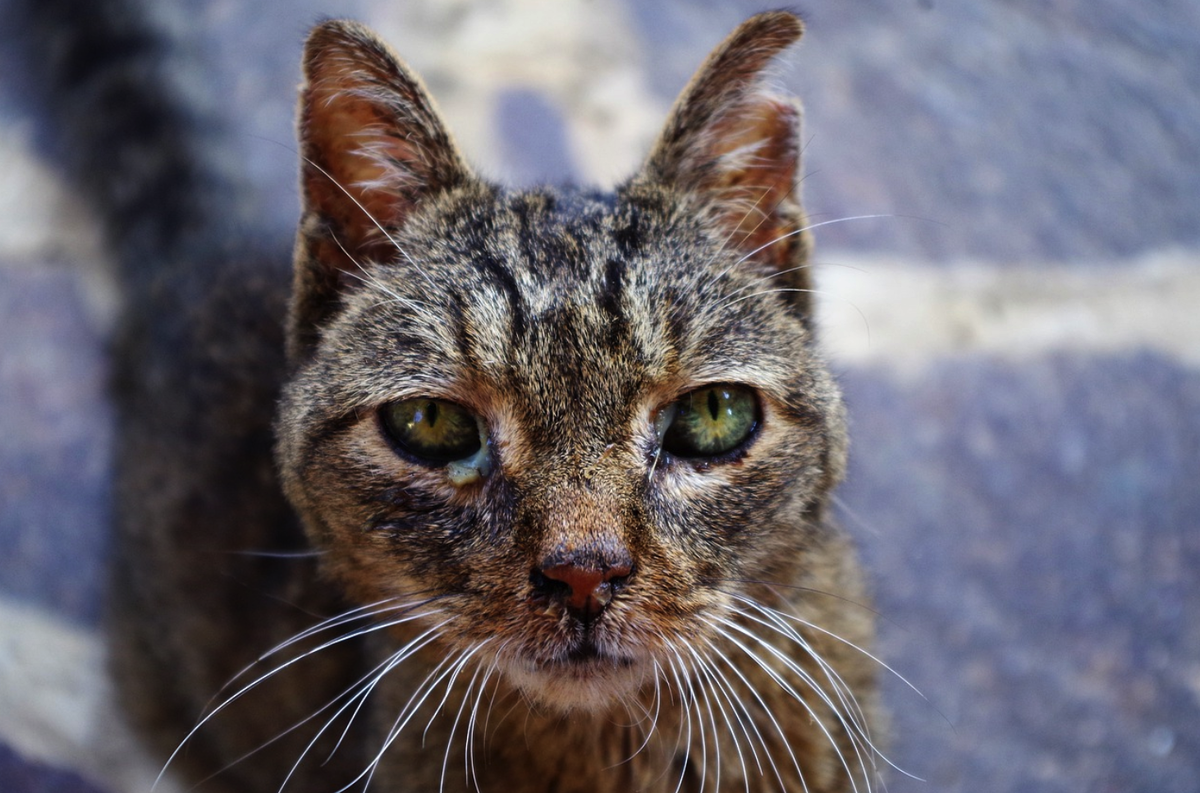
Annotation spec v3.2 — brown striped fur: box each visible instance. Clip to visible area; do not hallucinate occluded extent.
[111,11,880,793]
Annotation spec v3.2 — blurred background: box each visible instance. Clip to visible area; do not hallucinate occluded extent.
[1,0,1197,791]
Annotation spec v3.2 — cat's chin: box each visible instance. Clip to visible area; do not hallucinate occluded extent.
[504,654,647,713]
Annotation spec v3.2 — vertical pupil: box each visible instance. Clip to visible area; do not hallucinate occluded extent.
[707,389,720,421]
[425,401,439,428]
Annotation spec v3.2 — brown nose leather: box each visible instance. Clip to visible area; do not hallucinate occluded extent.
[537,560,632,621]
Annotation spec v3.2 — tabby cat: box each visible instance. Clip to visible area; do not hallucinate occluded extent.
[28,1,881,790]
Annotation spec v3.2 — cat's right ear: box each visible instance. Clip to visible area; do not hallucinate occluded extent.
[292,20,472,360]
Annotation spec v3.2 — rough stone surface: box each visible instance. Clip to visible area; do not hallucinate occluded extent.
[840,354,1200,791]
[629,0,1200,262]
[0,742,103,793]
[0,264,111,627]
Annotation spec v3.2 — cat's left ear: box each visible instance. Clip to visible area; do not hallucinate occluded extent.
[292,20,474,360]
[638,12,814,319]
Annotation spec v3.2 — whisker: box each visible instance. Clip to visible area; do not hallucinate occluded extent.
[275,622,452,792]
[465,657,500,793]
[710,260,851,306]
[628,658,666,764]
[438,646,490,793]
[730,593,926,707]
[348,647,478,793]
[725,607,877,781]
[734,214,912,268]
[697,208,885,308]
[698,639,773,789]
[479,641,515,749]
[686,643,748,791]
[300,155,434,290]
[683,649,721,792]
[706,616,867,793]
[328,233,441,327]
[699,623,813,793]
[732,604,872,730]
[157,606,445,789]
[700,636,799,793]
[716,286,871,338]
[258,595,441,666]
[729,597,929,781]
[716,579,882,620]
[185,616,449,793]
[214,597,400,699]
[664,653,695,793]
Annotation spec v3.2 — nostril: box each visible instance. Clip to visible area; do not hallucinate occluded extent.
[530,568,571,599]
[607,563,633,590]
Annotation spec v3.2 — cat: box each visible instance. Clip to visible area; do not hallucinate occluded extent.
[26,0,881,790]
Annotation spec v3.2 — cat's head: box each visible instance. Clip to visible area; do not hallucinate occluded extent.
[278,11,847,712]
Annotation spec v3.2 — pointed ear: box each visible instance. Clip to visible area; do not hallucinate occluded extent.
[639,12,815,318]
[291,20,472,360]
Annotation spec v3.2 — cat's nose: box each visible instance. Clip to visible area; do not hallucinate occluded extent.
[532,555,633,623]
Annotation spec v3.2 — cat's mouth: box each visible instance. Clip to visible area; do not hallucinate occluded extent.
[559,639,634,669]
[506,642,644,712]
[514,633,635,674]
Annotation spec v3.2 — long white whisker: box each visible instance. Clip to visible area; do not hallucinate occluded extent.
[479,641,514,749]
[465,657,500,793]
[698,639,772,789]
[696,207,883,307]
[713,260,856,305]
[275,621,451,792]
[725,605,870,736]
[628,658,666,763]
[684,649,719,792]
[328,233,441,328]
[735,605,872,736]
[716,286,871,339]
[681,650,709,793]
[724,608,877,787]
[349,647,477,793]
[156,607,444,789]
[707,617,863,793]
[214,597,406,698]
[701,625,812,793]
[686,645,744,793]
[301,156,432,288]
[731,590,936,782]
[733,215,895,268]
[438,646,490,793]
[730,593,927,705]
[184,614,448,793]
[686,643,748,791]
[665,654,694,793]
[729,597,923,781]
[699,637,788,793]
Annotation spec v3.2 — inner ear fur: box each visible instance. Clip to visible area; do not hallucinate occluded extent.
[291,20,473,361]
[639,11,815,319]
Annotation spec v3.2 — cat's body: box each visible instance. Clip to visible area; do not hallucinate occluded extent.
[27,1,879,791]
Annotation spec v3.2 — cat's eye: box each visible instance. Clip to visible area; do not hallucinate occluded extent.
[380,398,486,472]
[659,384,760,459]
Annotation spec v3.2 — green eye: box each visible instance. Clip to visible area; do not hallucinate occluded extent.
[380,398,483,465]
[660,385,759,459]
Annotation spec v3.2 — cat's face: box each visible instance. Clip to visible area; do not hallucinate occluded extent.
[278,13,846,712]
